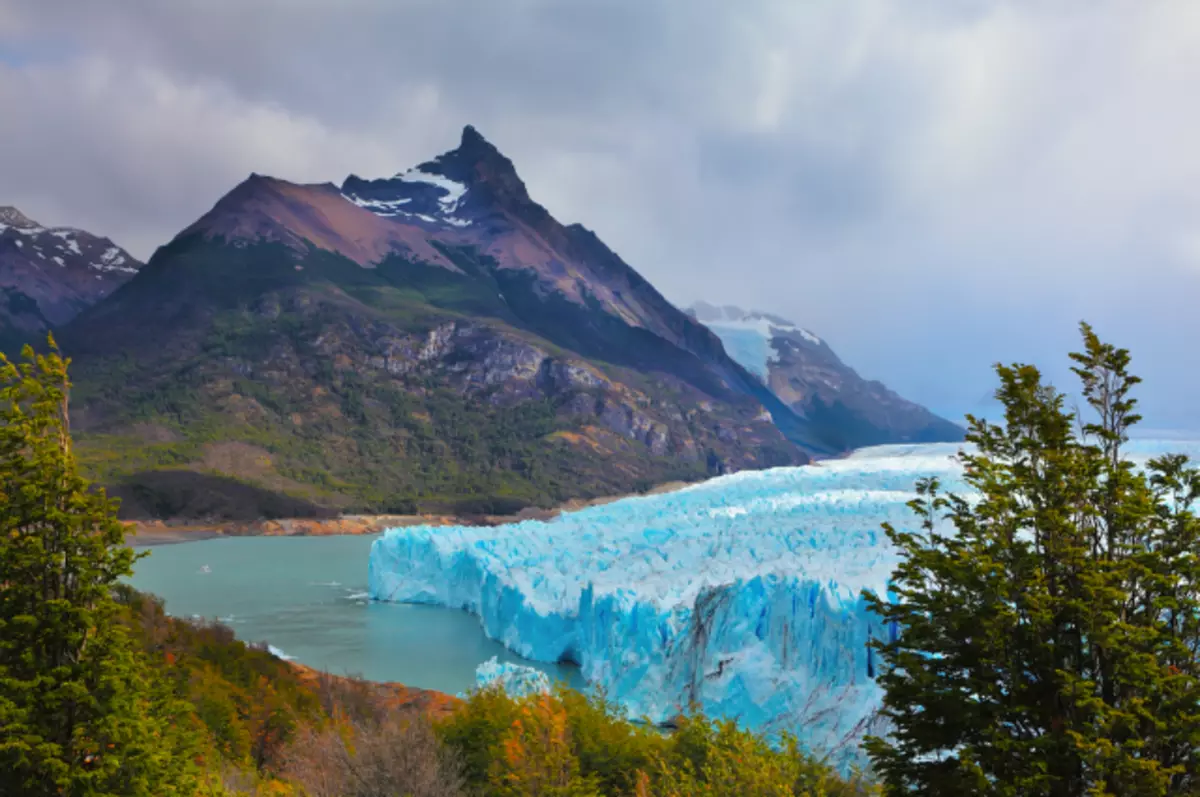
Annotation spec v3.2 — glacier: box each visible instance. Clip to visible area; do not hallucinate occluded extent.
[369,439,1200,763]
[473,656,552,698]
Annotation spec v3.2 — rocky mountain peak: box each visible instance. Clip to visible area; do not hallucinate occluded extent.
[458,124,495,158]
[340,124,535,229]
[0,210,142,346]
[452,125,527,197]
[0,206,40,230]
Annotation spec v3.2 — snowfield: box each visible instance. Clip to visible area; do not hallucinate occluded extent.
[369,439,1200,761]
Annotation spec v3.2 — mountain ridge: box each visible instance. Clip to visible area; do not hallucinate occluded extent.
[50,127,814,519]
[0,205,141,351]
[688,302,964,450]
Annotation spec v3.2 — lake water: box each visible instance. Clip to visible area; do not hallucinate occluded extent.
[127,534,581,694]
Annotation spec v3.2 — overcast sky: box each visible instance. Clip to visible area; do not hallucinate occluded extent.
[3,1,1199,429]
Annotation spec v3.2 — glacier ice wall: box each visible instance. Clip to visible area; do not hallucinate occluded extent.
[473,656,552,697]
[369,439,1200,761]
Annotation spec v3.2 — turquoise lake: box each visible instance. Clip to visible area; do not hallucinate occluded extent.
[128,534,581,694]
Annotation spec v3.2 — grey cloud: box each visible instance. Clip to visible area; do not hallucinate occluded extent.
[2,0,1200,427]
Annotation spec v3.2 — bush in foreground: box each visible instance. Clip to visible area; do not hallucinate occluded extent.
[866,324,1200,795]
[438,686,878,797]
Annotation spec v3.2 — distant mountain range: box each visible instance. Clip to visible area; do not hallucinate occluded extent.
[4,127,959,521]
[0,206,140,350]
[688,303,963,450]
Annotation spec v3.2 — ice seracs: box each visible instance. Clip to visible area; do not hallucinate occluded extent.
[473,657,552,698]
[371,439,1200,765]
[370,443,966,763]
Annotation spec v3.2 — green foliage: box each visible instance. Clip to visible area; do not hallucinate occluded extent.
[439,685,875,797]
[0,338,203,796]
[46,236,786,521]
[650,717,877,797]
[70,298,710,518]
[115,586,325,771]
[865,323,1200,796]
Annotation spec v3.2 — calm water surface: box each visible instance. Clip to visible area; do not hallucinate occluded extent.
[128,534,581,694]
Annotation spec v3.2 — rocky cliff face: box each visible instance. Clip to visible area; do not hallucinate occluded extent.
[54,129,807,518]
[689,302,964,451]
[0,206,140,350]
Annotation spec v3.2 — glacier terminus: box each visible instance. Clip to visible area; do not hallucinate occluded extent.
[368,440,1200,763]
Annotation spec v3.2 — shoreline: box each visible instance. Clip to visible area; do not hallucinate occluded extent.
[126,479,693,546]
[284,659,461,720]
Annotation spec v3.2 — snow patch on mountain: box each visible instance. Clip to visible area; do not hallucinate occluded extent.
[691,305,826,382]
[93,246,137,274]
[344,194,412,215]
[3,212,140,277]
[700,315,821,381]
[343,166,473,228]
[397,166,468,213]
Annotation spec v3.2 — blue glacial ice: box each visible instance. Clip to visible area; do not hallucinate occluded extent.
[368,439,1200,762]
[473,656,552,697]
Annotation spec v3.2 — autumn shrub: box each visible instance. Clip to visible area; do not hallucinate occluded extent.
[558,688,667,795]
[278,714,463,797]
[439,685,876,797]
[650,716,879,797]
[490,692,602,796]
[438,685,526,787]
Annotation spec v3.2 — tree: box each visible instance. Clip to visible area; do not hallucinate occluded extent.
[0,337,202,796]
[864,323,1200,796]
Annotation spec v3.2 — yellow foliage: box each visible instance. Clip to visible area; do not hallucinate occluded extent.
[488,693,598,796]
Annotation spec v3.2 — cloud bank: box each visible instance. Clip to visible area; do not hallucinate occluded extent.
[3,0,1199,425]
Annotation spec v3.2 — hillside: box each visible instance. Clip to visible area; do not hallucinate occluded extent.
[0,206,140,351]
[55,128,812,519]
[689,302,964,450]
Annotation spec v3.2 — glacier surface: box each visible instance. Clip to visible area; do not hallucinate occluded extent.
[369,439,1200,762]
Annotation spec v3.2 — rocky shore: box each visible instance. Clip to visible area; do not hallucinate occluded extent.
[125,480,692,545]
[285,659,462,720]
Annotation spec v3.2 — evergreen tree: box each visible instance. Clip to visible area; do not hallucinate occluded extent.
[0,337,202,796]
[864,323,1200,796]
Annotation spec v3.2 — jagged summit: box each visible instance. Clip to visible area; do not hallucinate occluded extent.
[0,206,39,230]
[341,123,532,228]
[458,124,499,157]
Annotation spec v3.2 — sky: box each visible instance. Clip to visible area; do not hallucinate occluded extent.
[2,1,1200,430]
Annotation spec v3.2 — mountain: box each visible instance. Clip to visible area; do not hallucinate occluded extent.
[688,302,964,450]
[0,206,140,350]
[55,127,812,520]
